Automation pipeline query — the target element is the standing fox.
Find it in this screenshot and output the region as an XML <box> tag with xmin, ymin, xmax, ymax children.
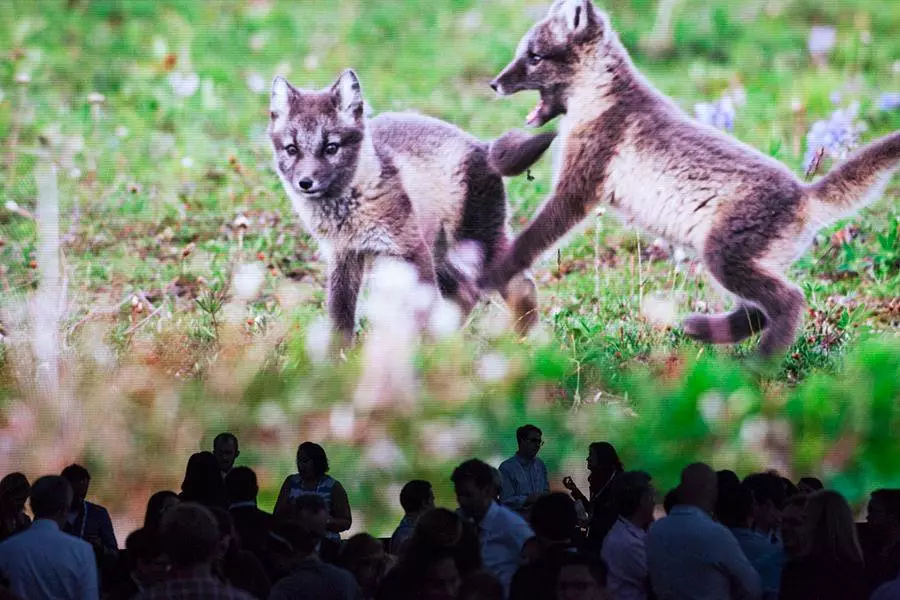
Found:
<box><xmin>484</xmin><ymin>0</ymin><xmax>900</xmax><ymax>357</ymax></box>
<box><xmin>268</xmin><ymin>69</ymin><xmax>555</xmax><ymax>344</ymax></box>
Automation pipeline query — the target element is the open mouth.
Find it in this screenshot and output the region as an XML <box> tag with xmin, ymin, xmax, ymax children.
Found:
<box><xmin>525</xmin><ymin>92</ymin><xmax>563</xmax><ymax>128</ymax></box>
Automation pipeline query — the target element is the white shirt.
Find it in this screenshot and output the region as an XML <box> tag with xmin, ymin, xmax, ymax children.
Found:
<box><xmin>602</xmin><ymin>517</ymin><xmax>649</xmax><ymax>600</ymax></box>
<box><xmin>477</xmin><ymin>501</ymin><xmax>534</xmax><ymax>598</ymax></box>
<box><xmin>0</xmin><ymin>519</ymin><xmax>99</xmax><ymax>600</ymax></box>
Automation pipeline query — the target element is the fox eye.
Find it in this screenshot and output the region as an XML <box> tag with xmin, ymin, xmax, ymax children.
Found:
<box><xmin>285</xmin><ymin>144</ymin><xmax>299</xmax><ymax>156</ymax></box>
<box><xmin>324</xmin><ymin>142</ymin><xmax>340</xmax><ymax>156</ymax></box>
<box><xmin>527</xmin><ymin>52</ymin><xmax>543</xmax><ymax>66</ymax></box>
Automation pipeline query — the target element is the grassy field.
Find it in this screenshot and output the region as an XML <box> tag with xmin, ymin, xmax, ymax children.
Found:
<box><xmin>1</xmin><ymin>0</ymin><xmax>899</xmax><ymax>538</ymax></box>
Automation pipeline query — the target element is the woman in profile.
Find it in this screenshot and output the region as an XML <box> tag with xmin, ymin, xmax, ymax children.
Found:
<box><xmin>562</xmin><ymin>441</ymin><xmax>625</xmax><ymax>552</ymax></box>
<box><xmin>779</xmin><ymin>489</ymin><xmax>867</xmax><ymax>600</ymax></box>
<box><xmin>0</xmin><ymin>473</ymin><xmax>31</xmax><ymax>543</ymax></box>
<box><xmin>273</xmin><ymin>442</ymin><xmax>352</xmax><ymax>540</ymax></box>
<box><xmin>179</xmin><ymin>451</ymin><xmax>228</xmax><ymax>509</ymax></box>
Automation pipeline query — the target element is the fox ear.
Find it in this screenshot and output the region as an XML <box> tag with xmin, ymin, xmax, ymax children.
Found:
<box><xmin>270</xmin><ymin>76</ymin><xmax>293</xmax><ymax>120</ymax></box>
<box><xmin>331</xmin><ymin>69</ymin><xmax>364</xmax><ymax>122</ymax></box>
<box><xmin>558</xmin><ymin>0</ymin><xmax>599</xmax><ymax>39</ymax></box>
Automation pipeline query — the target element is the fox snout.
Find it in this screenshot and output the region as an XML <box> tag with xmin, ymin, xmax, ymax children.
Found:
<box><xmin>490</xmin><ymin>59</ymin><xmax>527</xmax><ymax>96</ymax></box>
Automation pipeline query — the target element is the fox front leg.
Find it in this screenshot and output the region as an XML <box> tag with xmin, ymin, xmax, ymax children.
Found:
<box><xmin>326</xmin><ymin>251</ymin><xmax>366</xmax><ymax>350</ymax></box>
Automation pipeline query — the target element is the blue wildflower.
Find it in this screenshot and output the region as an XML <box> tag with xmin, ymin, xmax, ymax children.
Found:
<box><xmin>803</xmin><ymin>101</ymin><xmax>867</xmax><ymax>171</ymax></box>
<box><xmin>877</xmin><ymin>92</ymin><xmax>900</xmax><ymax>112</ymax></box>
<box><xmin>694</xmin><ymin>94</ymin><xmax>736</xmax><ymax>132</ymax></box>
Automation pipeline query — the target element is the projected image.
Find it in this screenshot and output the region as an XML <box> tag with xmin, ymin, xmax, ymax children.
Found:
<box><xmin>0</xmin><ymin>0</ymin><xmax>899</xmax><ymax>598</ymax></box>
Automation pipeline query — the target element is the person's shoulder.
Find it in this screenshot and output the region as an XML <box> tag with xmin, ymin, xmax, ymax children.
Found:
<box><xmin>871</xmin><ymin>578</ymin><xmax>900</xmax><ymax>600</ymax></box>
<box><xmin>498</xmin><ymin>456</ymin><xmax>517</xmax><ymax>469</ymax></box>
<box><xmin>87</xmin><ymin>502</ymin><xmax>112</xmax><ymax>517</ymax></box>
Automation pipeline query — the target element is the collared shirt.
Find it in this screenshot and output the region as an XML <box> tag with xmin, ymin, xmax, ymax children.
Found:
<box><xmin>602</xmin><ymin>517</ymin><xmax>649</xmax><ymax>600</ymax></box>
<box><xmin>0</xmin><ymin>519</ymin><xmax>99</xmax><ymax>600</ymax></box>
<box><xmin>730</xmin><ymin>528</ymin><xmax>785</xmax><ymax>597</ymax></box>
<box><xmin>269</xmin><ymin>557</ymin><xmax>359</xmax><ymax>600</ymax></box>
<box><xmin>498</xmin><ymin>454</ymin><xmax>549</xmax><ymax>510</ymax></box>
<box><xmin>646</xmin><ymin>505</ymin><xmax>762</xmax><ymax>600</ymax></box>
<box><xmin>477</xmin><ymin>501</ymin><xmax>535</xmax><ymax>598</ymax></box>
<box><xmin>390</xmin><ymin>514</ymin><xmax>415</xmax><ymax>556</ymax></box>
<box><xmin>63</xmin><ymin>500</ymin><xmax>118</xmax><ymax>555</ymax></box>
<box><xmin>136</xmin><ymin>574</ymin><xmax>256</xmax><ymax>600</ymax></box>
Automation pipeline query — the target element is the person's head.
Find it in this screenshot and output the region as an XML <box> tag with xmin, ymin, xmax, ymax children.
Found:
<box><xmin>741</xmin><ymin>472</ymin><xmax>786</xmax><ymax>534</ymax></box>
<box><xmin>530</xmin><ymin>492</ymin><xmax>578</xmax><ymax>543</ymax></box>
<box><xmin>144</xmin><ymin>490</ymin><xmax>180</xmax><ymax>533</ymax></box>
<box><xmin>781</xmin><ymin>494</ymin><xmax>808</xmax><ymax>557</ymax></box>
<box><xmin>452</xmin><ymin>459</ymin><xmax>497</xmax><ymax>521</ymax></box>
<box><xmin>225</xmin><ymin>466</ymin><xmax>259</xmax><ymax>504</ymax></box>
<box><xmin>0</xmin><ymin>472</ymin><xmax>30</xmax><ymax>513</ymax></box>
<box><xmin>459</xmin><ymin>570</ymin><xmax>504</xmax><ymax>600</ymax></box>
<box><xmin>208</xmin><ymin>505</ymin><xmax>237</xmax><ymax>560</ymax></box>
<box><xmin>400</xmin><ymin>480</ymin><xmax>435</xmax><ymax>516</ymax></box>
<box><xmin>339</xmin><ymin>533</ymin><xmax>387</xmax><ymax>596</ymax></box>
<box><xmin>780</xmin><ymin>476</ymin><xmax>799</xmax><ymax>499</ymax></box>
<box><xmin>60</xmin><ymin>464</ymin><xmax>90</xmax><ymax>504</ymax></box>
<box><xmin>181</xmin><ymin>451</ymin><xmax>226</xmax><ymax>506</ymax></box>
<box><xmin>29</xmin><ymin>476</ymin><xmax>73</xmax><ymax>523</ymax></box>
<box><xmin>588</xmin><ymin>442</ymin><xmax>622</xmax><ymax>477</ymax></box>
<box><xmin>519</xmin><ymin>536</ymin><xmax>543</xmax><ymax>564</ymax></box>
<box><xmin>125</xmin><ymin>528</ymin><xmax>169</xmax><ymax>585</ymax></box>
<box><xmin>678</xmin><ymin>463</ymin><xmax>717</xmax><ymax>514</ymax></box>
<box><xmin>797</xmin><ymin>477</ymin><xmax>824</xmax><ymax>495</ymax></box>
<box><xmin>556</xmin><ymin>552</ymin><xmax>608</xmax><ymax>600</ymax></box>
<box><xmin>296</xmin><ymin>442</ymin><xmax>329</xmax><ymax>480</ymax></box>
<box><xmin>516</xmin><ymin>425</ymin><xmax>544</xmax><ymax>460</ymax></box>
<box><xmin>716</xmin><ymin>483</ymin><xmax>753</xmax><ymax>529</ymax></box>
<box><xmin>715</xmin><ymin>470</ymin><xmax>741</xmax><ymax>522</ymax></box>
<box><xmin>414</xmin><ymin>547</ymin><xmax>462</xmax><ymax>600</ymax></box>
<box><xmin>611</xmin><ymin>471</ymin><xmax>655</xmax><ymax>528</ymax></box>
<box><xmin>867</xmin><ymin>489</ymin><xmax>900</xmax><ymax>545</ymax></box>
<box><xmin>291</xmin><ymin>493</ymin><xmax>329</xmax><ymax>541</ymax></box>
<box><xmin>663</xmin><ymin>487</ymin><xmax>679</xmax><ymax>515</ymax></box>
<box><xmin>410</xmin><ymin>507</ymin><xmax>465</xmax><ymax>548</ymax></box>
<box><xmin>273</xmin><ymin>518</ymin><xmax>320</xmax><ymax>557</ymax></box>
<box><xmin>800</xmin><ymin>490</ymin><xmax>862</xmax><ymax>563</ymax></box>
<box><xmin>159</xmin><ymin>502</ymin><xmax>221</xmax><ymax>569</ymax></box>
<box><xmin>212</xmin><ymin>433</ymin><xmax>240</xmax><ymax>474</ymax></box>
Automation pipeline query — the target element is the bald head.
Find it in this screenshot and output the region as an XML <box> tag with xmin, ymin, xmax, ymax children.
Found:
<box><xmin>679</xmin><ymin>463</ymin><xmax>717</xmax><ymax>514</ymax></box>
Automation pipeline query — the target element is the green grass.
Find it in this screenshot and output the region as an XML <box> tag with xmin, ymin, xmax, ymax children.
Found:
<box><xmin>1</xmin><ymin>0</ymin><xmax>899</xmax><ymax>536</ymax></box>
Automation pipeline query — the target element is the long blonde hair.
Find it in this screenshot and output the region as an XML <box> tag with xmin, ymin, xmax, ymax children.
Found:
<box><xmin>800</xmin><ymin>490</ymin><xmax>863</xmax><ymax>563</ymax></box>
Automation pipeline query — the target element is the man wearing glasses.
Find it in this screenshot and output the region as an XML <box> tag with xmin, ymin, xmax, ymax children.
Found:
<box><xmin>499</xmin><ymin>424</ymin><xmax>550</xmax><ymax>514</ymax></box>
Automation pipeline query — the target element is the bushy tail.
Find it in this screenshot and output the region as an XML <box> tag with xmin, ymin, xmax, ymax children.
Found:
<box><xmin>487</xmin><ymin>130</ymin><xmax>557</xmax><ymax>177</ymax></box>
<box><xmin>807</xmin><ymin>131</ymin><xmax>900</xmax><ymax>224</ymax></box>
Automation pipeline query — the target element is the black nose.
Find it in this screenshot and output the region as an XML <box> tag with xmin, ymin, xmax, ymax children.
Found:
<box><xmin>489</xmin><ymin>80</ymin><xmax>499</xmax><ymax>92</ymax></box>
<box><xmin>298</xmin><ymin>178</ymin><xmax>314</xmax><ymax>191</ymax></box>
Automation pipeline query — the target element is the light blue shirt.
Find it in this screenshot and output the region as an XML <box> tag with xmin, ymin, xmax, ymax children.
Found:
<box><xmin>477</xmin><ymin>501</ymin><xmax>534</xmax><ymax>598</ymax></box>
<box><xmin>730</xmin><ymin>528</ymin><xmax>785</xmax><ymax>599</ymax></box>
<box><xmin>498</xmin><ymin>454</ymin><xmax>549</xmax><ymax>510</ymax></box>
<box><xmin>602</xmin><ymin>517</ymin><xmax>649</xmax><ymax>600</ymax></box>
<box><xmin>646</xmin><ymin>505</ymin><xmax>761</xmax><ymax>600</ymax></box>
<box><xmin>872</xmin><ymin>574</ymin><xmax>900</xmax><ymax>600</ymax></box>
<box><xmin>0</xmin><ymin>519</ymin><xmax>99</xmax><ymax>600</ymax></box>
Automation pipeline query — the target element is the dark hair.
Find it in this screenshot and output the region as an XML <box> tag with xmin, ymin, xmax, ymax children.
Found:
<box><xmin>125</xmin><ymin>527</ymin><xmax>164</xmax><ymax>562</ymax></box>
<box><xmin>159</xmin><ymin>503</ymin><xmax>221</xmax><ymax>567</ymax></box>
<box><xmin>451</xmin><ymin>459</ymin><xmax>495</xmax><ymax>489</ymax></box>
<box><xmin>611</xmin><ymin>471</ymin><xmax>653</xmax><ymax>518</ymax></box>
<box><xmin>61</xmin><ymin>464</ymin><xmax>90</xmax><ymax>482</ymax></box>
<box><xmin>0</xmin><ymin>472</ymin><xmax>30</xmax><ymax>506</ymax></box>
<box><xmin>799</xmin><ymin>477</ymin><xmax>824</xmax><ymax>492</ymax></box>
<box><xmin>781</xmin><ymin>477</ymin><xmax>799</xmax><ymax>499</ymax></box>
<box><xmin>530</xmin><ymin>492</ymin><xmax>577</xmax><ymax>542</ymax></box>
<box><xmin>208</xmin><ymin>505</ymin><xmax>234</xmax><ymax>539</ymax></box>
<box><xmin>181</xmin><ymin>451</ymin><xmax>227</xmax><ymax>508</ymax></box>
<box><xmin>225</xmin><ymin>466</ymin><xmax>259</xmax><ymax>503</ymax></box>
<box><xmin>742</xmin><ymin>472</ymin><xmax>786</xmax><ymax>511</ymax></box>
<box><xmin>459</xmin><ymin>570</ymin><xmax>504</xmax><ymax>600</ymax></box>
<box><xmin>213</xmin><ymin>432</ymin><xmax>239</xmax><ymax>449</ymax></box>
<box><xmin>144</xmin><ymin>490</ymin><xmax>180</xmax><ymax>532</ymax></box>
<box><xmin>717</xmin><ymin>470</ymin><xmax>740</xmax><ymax>491</ymax></box>
<box><xmin>557</xmin><ymin>552</ymin><xmax>608</xmax><ymax>588</ymax></box>
<box><xmin>273</xmin><ymin>519</ymin><xmax>319</xmax><ymax>555</ymax></box>
<box><xmin>338</xmin><ymin>533</ymin><xmax>384</xmax><ymax>570</ymax></box>
<box><xmin>400</xmin><ymin>480</ymin><xmax>433</xmax><ymax>514</ymax></box>
<box><xmin>297</xmin><ymin>442</ymin><xmax>329</xmax><ymax>477</ymax></box>
<box><xmin>717</xmin><ymin>484</ymin><xmax>753</xmax><ymax>529</ymax></box>
<box><xmin>29</xmin><ymin>476</ymin><xmax>73</xmax><ymax>518</ymax></box>
<box><xmin>516</xmin><ymin>425</ymin><xmax>542</xmax><ymax>443</ymax></box>
<box><xmin>589</xmin><ymin>442</ymin><xmax>623</xmax><ymax>472</ymax></box>
<box><xmin>663</xmin><ymin>487</ymin><xmax>679</xmax><ymax>515</ymax></box>
<box><xmin>870</xmin><ymin>489</ymin><xmax>900</xmax><ymax>521</ymax></box>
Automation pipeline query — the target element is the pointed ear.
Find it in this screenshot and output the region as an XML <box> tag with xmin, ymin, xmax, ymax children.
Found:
<box><xmin>559</xmin><ymin>0</ymin><xmax>599</xmax><ymax>39</ymax></box>
<box><xmin>330</xmin><ymin>69</ymin><xmax>364</xmax><ymax>122</ymax></box>
<box><xmin>270</xmin><ymin>76</ymin><xmax>293</xmax><ymax>120</ymax></box>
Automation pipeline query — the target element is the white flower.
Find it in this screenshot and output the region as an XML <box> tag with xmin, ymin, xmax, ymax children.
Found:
<box><xmin>808</xmin><ymin>25</ymin><xmax>837</xmax><ymax>57</ymax></box>
<box><xmin>305</xmin><ymin>316</ymin><xmax>332</xmax><ymax>365</ymax></box>
<box><xmin>246</xmin><ymin>72</ymin><xmax>266</xmax><ymax>94</ymax></box>
<box><xmin>181</xmin><ymin>156</ymin><xmax>194</xmax><ymax>168</ymax></box>
<box><xmin>168</xmin><ymin>71</ymin><xmax>199</xmax><ymax>97</ymax></box>
<box><xmin>476</xmin><ymin>353</ymin><xmax>509</xmax><ymax>382</ymax></box>
<box><xmin>232</xmin><ymin>262</ymin><xmax>265</xmax><ymax>301</ymax></box>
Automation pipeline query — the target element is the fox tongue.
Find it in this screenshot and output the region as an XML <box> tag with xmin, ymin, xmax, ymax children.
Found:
<box><xmin>526</xmin><ymin>99</ymin><xmax>545</xmax><ymax>126</ymax></box>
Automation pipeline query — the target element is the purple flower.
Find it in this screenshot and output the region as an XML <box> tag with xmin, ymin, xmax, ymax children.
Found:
<box><xmin>803</xmin><ymin>102</ymin><xmax>867</xmax><ymax>170</ymax></box>
<box><xmin>877</xmin><ymin>92</ymin><xmax>900</xmax><ymax>112</ymax></box>
<box><xmin>808</xmin><ymin>25</ymin><xmax>837</xmax><ymax>58</ymax></box>
<box><xmin>694</xmin><ymin>94</ymin><xmax>736</xmax><ymax>131</ymax></box>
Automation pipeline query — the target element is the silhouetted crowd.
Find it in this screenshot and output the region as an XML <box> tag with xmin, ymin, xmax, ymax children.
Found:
<box><xmin>1</xmin><ymin>426</ymin><xmax>900</xmax><ymax>600</ymax></box>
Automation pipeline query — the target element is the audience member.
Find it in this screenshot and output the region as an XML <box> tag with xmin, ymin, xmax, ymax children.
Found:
<box><xmin>460</xmin><ymin>570</ymin><xmax>505</xmax><ymax>600</ymax></box>
<box><xmin>662</xmin><ymin>488</ymin><xmax>678</xmax><ymax>515</ymax></box>
<box><xmin>779</xmin><ymin>495</ymin><xmax>807</xmax><ymax>560</ymax></box>
<box><xmin>268</xmin><ymin>519</ymin><xmax>360</xmax><ymax>600</ymax></box>
<box><xmin>601</xmin><ymin>470</ymin><xmax>655</xmax><ymax>600</ymax></box>
<box><xmin>179</xmin><ymin>452</ymin><xmax>228</xmax><ymax>509</ymax></box>
<box><xmin>715</xmin><ymin>470</ymin><xmax>741</xmax><ymax>521</ymax></box>
<box><xmin>865</xmin><ymin>489</ymin><xmax>900</xmax><ymax>594</ymax></box>
<box><xmin>225</xmin><ymin>466</ymin><xmax>273</xmax><ymax>560</ymax></box>
<box><xmin>60</xmin><ymin>464</ymin><xmax>118</xmax><ymax>557</ymax></box>
<box><xmin>453</xmin><ymin>458</ymin><xmax>534</xmax><ymax>597</ymax></box>
<box><xmin>778</xmin><ymin>490</ymin><xmax>867</xmax><ymax>600</ymax></box>
<box><xmin>208</xmin><ymin>506</ymin><xmax>271</xmax><ymax>599</ymax></box>
<box><xmin>0</xmin><ymin>475</ymin><xmax>99</xmax><ymax>600</ymax></box>
<box><xmin>274</xmin><ymin>442</ymin><xmax>353</xmax><ymax>541</ymax></box>
<box><xmin>391</xmin><ymin>479</ymin><xmax>435</xmax><ymax>555</ymax></box>
<box><xmin>563</xmin><ymin>442</ymin><xmax>624</xmax><ymax>554</ymax></box>
<box><xmin>796</xmin><ymin>477</ymin><xmax>823</xmax><ymax>495</ymax></box>
<box><xmin>213</xmin><ymin>433</ymin><xmax>240</xmax><ymax>477</ymax></box>
<box><xmin>143</xmin><ymin>490</ymin><xmax>180</xmax><ymax>535</ymax></box>
<box><xmin>498</xmin><ymin>425</ymin><xmax>550</xmax><ymax>514</ymax></box>
<box><xmin>291</xmin><ymin>494</ymin><xmax>343</xmax><ymax>564</ymax></box>
<box><xmin>510</xmin><ymin>492</ymin><xmax>578</xmax><ymax>600</ymax></box>
<box><xmin>646</xmin><ymin>463</ymin><xmax>761</xmax><ymax>600</ymax></box>
<box><xmin>0</xmin><ymin>473</ymin><xmax>31</xmax><ymax>543</ymax></box>
<box><xmin>556</xmin><ymin>552</ymin><xmax>609</xmax><ymax>600</ymax></box>
<box><xmin>742</xmin><ymin>472</ymin><xmax>786</xmax><ymax>545</ymax></box>
<box><xmin>407</xmin><ymin>547</ymin><xmax>463</xmax><ymax>600</ymax></box>
<box><xmin>338</xmin><ymin>533</ymin><xmax>389</xmax><ymax>600</ymax></box>
<box><xmin>136</xmin><ymin>502</ymin><xmax>254</xmax><ymax>599</ymax></box>
<box><xmin>104</xmin><ymin>528</ymin><xmax>168</xmax><ymax>600</ymax></box>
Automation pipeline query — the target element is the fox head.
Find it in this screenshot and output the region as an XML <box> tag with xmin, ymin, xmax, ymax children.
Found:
<box><xmin>490</xmin><ymin>0</ymin><xmax>612</xmax><ymax>127</ymax></box>
<box><xmin>268</xmin><ymin>69</ymin><xmax>367</xmax><ymax>200</ymax></box>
